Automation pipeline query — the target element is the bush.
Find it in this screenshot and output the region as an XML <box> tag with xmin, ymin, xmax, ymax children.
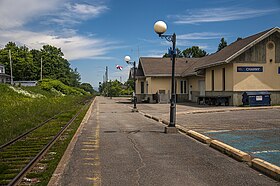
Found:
<box><xmin>38</xmin><ymin>79</ymin><xmax>89</xmax><ymax>95</ymax></box>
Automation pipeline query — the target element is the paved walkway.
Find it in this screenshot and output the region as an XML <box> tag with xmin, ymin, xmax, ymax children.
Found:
<box><xmin>129</xmin><ymin>98</ymin><xmax>280</xmax><ymax>167</ymax></box>
<box><xmin>49</xmin><ymin>97</ymin><xmax>279</xmax><ymax>186</ymax></box>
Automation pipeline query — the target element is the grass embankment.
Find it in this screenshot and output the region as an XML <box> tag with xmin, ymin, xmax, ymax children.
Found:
<box><xmin>0</xmin><ymin>80</ymin><xmax>92</xmax><ymax>146</ymax></box>
<box><xmin>0</xmin><ymin>80</ymin><xmax>94</xmax><ymax>185</ymax></box>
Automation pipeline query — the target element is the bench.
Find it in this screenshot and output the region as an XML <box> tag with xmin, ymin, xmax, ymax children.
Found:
<box><xmin>197</xmin><ymin>96</ymin><xmax>230</xmax><ymax>106</ymax></box>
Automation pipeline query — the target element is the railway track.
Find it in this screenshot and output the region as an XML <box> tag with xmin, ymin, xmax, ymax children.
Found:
<box><xmin>0</xmin><ymin>99</ymin><xmax>92</xmax><ymax>186</ymax></box>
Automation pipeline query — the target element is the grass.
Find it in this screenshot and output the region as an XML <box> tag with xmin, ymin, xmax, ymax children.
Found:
<box><xmin>0</xmin><ymin>82</ymin><xmax>93</xmax><ymax>185</ymax></box>
<box><xmin>24</xmin><ymin>102</ymin><xmax>91</xmax><ymax>185</ymax></box>
<box><xmin>0</xmin><ymin>83</ymin><xmax>92</xmax><ymax>146</ymax></box>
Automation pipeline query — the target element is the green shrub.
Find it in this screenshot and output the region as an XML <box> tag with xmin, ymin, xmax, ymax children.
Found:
<box><xmin>38</xmin><ymin>79</ymin><xmax>89</xmax><ymax>95</ymax></box>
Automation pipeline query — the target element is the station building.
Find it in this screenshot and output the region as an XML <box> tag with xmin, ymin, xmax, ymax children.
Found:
<box><xmin>133</xmin><ymin>27</ymin><xmax>280</xmax><ymax>106</ymax></box>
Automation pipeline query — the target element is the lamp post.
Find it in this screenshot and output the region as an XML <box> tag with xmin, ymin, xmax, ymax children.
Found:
<box><xmin>154</xmin><ymin>20</ymin><xmax>177</xmax><ymax>133</ymax></box>
<box><xmin>124</xmin><ymin>55</ymin><xmax>137</xmax><ymax>112</ymax></box>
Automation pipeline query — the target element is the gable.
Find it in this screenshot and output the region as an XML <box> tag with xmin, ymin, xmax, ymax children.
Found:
<box><xmin>233</xmin><ymin>31</ymin><xmax>280</xmax><ymax>63</ymax></box>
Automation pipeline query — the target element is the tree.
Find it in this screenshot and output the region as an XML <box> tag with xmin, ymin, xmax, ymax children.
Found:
<box><xmin>79</xmin><ymin>83</ymin><xmax>94</xmax><ymax>94</ymax></box>
<box><xmin>236</xmin><ymin>37</ymin><xmax>243</xmax><ymax>41</ymax></box>
<box><xmin>0</xmin><ymin>42</ymin><xmax>81</xmax><ymax>86</ymax></box>
<box><xmin>182</xmin><ymin>46</ymin><xmax>207</xmax><ymax>58</ymax></box>
<box><xmin>217</xmin><ymin>38</ymin><xmax>227</xmax><ymax>52</ymax></box>
<box><xmin>40</xmin><ymin>45</ymin><xmax>80</xmax><ymax>86</ymax></box>
<box><xmin>0</xmin><ymin>42</ymin><xmax>36</xmax><ymax>81</ymax></box>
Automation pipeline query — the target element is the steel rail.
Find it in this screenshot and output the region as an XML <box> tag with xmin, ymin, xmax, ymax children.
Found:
<box><xmin>7</xmin><ymin>99</ymin><xmax>92</xmax><ymax>186</ymax></box>
<box><xmin>0</xmin><ymin>113</ymin><xmax>61</xmax><ymax>151</ymax></box>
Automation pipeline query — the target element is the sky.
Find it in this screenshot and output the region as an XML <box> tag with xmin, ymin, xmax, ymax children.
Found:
<box><xmin>0</xmin><ymin>0</ymin><xmax>279</xmax><ymax>89</ymax></box>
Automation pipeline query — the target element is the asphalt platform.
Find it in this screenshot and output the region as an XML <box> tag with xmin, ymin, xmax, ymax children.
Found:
<box><xmin>48</xmin><ymin>97</ymin><xmax>279</xmax><ymax>186</ymax></box>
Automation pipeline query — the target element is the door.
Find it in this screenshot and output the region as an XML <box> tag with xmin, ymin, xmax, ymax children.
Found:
<box><xmin>188</xmin><ymin>85</ymin><xmax>192</xmax><ymax>101</ymax></box>
<box><xmin>199</xmin><ymin>80</ymin><xmax>205</xmax><ymax>96</ymax></box>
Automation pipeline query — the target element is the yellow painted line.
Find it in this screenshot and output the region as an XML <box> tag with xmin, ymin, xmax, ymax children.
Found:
<box><xmin>83</xmin><ymin>157</ymin><xmax>99</xmax><ymax>161</ymax></box>
<box><xmin>81</xmin><ymin>149</ymin><xmax>96</xmax><ymax>151</ymax></box>
<box><xmin>83</xmin><ymin>145</ymin><xmax>99</xmax><ymax>148</ymax></box>
<box><xmin>86</xmin><ymin>177</ymin><xmax>100</xmax><ymax>181</ymax></box>
<box><xmin>84</xmin><ymin>163</ymin><xmax>95</xmax><ymax>166</ymax></box>
<box><xmin>83</xmin><ymin>141</ymin><xmax>98</xmax><ymax>145</ymax></box>
<box><xmin>93</xmin><ymin>102</ymin><xmax>101</xmax><ymax>186</ymax></box>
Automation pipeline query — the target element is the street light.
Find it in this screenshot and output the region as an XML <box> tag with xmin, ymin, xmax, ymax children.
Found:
<box><xmin>124</xmin><ymin>55</ymin><xmax>138</xmax><ymax>112</ymax></box>
<box><xmin>154</xmin><ymin>20</ymin><xmax>177</xmax><ymax>133</ymax></box>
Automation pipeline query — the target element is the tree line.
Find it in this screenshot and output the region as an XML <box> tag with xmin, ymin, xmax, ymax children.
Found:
<box><xmin>0</xmin><ymin>42</ymin><xmax>81</xmax><ymax>87</ymax></box>
<box><xmin>163</xmin><ymin>37</ymin><xmax>228</xmax><ymax>58</ymax></box>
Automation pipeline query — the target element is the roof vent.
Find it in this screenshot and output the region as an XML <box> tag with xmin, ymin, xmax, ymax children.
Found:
<box><xmin>267</xmin><ymin>41</ymin><xmax>274</xmax><ymax>50</ymax></box>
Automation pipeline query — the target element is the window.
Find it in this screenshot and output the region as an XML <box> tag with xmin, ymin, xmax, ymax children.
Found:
<box><xmin>141</xmin><ymin>82</ymin><xmax>144</xmax><ymax>94</ymax></box>
<box><xmin>222</xmin><ymin>68</ymin><xmax>225</xmax><ymax>91</ymax></box>
<box><xmin>180</xmin><ymin>80</ymin><xmax>187</xmax><ymax>93</ymax></box>
<box><xmin>0</xmin><ymin>66</ymin><xmax>3</xmax><ymax>74</ymax></box>
<box><xmin>211</xmin><ymin>70</ymin><xmax>215</xmax><ymax>91</ymax></box>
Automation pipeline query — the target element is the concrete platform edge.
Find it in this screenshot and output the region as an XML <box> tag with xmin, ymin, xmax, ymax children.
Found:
<box><xmin>251</xmin><ymin>158</ymin><xmax>280</xmax><ymax>181</ymax></box>
<box><xmin>47</xmin><ymin>97</ymin><xmax>97</xmax><ymax>186</ymax></box>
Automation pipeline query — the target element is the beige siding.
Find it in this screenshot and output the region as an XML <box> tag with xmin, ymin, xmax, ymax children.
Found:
<box><xmin>233</xmin><ymin>38</ymin><xmax>280</xmax><ymax>91</ymax></box>
<box><xmin>205</xmin><ymin>64</ymin><xmax>233</xmax><ymax>91</ymax></box>
<box><xmin>233</xmin><ymin>62</ymin><xmax>280</xmax><ymax>91</ymax></box>
<box><xmin>150</xmin><ymin>77</ymin><xmax>171</xmax><ymax>94</ymax></box>
<box><xmin>188</xmin><ymin>76</ymin><xmax>203</xmax><ymax>92</ymax></box>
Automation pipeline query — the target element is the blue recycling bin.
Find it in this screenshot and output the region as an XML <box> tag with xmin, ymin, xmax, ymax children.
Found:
<box><xmin>242</xmin><ymin>91</ymin><xmax>271</xmax><ymax>106</ymax></box>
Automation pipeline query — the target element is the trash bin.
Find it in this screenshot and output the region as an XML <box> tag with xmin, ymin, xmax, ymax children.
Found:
<box><xmin>242</xmin><ymin>91</ymin><xmax>271</xmax><ymax>106</ymax></box>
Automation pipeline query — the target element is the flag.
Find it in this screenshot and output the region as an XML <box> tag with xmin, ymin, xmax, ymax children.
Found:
<box><xmin>116</xmin><ymin>65</ymin><xmax>123</xmax><ymax>71</ymax></box>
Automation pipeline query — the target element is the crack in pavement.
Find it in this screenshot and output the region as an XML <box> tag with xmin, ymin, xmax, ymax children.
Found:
<box><xmin>126</xmin><ymin>130</ymin><xmax>146</xmax><ymax>186</ymax></box>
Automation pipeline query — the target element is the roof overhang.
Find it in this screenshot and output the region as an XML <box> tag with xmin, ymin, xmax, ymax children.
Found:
<box><xmin>194</xmin><ymin>61</ymin><xmax>227</xmax><ymax>71</ymax></box>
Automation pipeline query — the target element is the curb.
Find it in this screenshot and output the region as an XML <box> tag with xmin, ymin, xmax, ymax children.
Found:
<box><xmin>251</xmin><ymin>158</ymin><xmax>280</xmax><ymax>181</ymax></box>
<box><xmin>210</xmin><ymin>140</ymin><xmax>251</xmax><ymax>162</ymax></box>
<box><xmin>186</xmin><ymin>130</ymin><xmax>212</xmax><ymax>144</ymax></box>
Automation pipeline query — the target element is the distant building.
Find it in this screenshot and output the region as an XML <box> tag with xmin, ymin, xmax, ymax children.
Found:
<box><xmin>14</xmin><ymin>81</ymin><xmax>38</xmax><ymax>87</ymax></box>
<box><xmin>0</xmin><ymin>64</ymin><xmax>11</xmax><ymax>83</ymax></box>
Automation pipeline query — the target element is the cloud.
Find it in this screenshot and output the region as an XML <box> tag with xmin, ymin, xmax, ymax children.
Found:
<box><xmin>0</xmin><ymin>29</ymin><xmax>120</xmax><ymax>61</ymax></box>
<box><xmin>170</xmin><ymin>7</ymin><xmax>279</xmax><ymax>24</ymax></box>
<box><xmin>0</xmin><ymin>0</ymin><xmax>117</xmax><ymax>61</ymax></box>
<box><xmin>177</xmin><ymin>32</ymin><xmax>226</xmax><ymax>40</ymax></box>
<box><xmin>67</xmin><ymin>3</ymin><xmax>108</xmax><ymax>17</ymax></box>
<box><xmin>50</xmin><ymin>2</ymin><xmax>109</xmax><ymax>26</ymax></box>
<box><xmin>0</xmin><ymin>0</ymin><xmax>63</xmax><ymax>29</ymax></box>
<box><xmin>110</xmin><ymin>66</ymin><xmax>131</xmax><ymax>82</ymax></box>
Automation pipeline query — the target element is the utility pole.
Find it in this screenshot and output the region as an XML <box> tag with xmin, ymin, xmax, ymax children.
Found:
<box><xmin>40</xmin><ymin>57</ymin><xmax>43</xmax><ymax>80</ymax></box>
<box><xmin>105</xmin><ymin>66</ymin><xmax>108</xmax><ymax>82</ymax></box>
<box><xmin>8</xmin><ymin>49</ymin><xmax>13</xmax><ymax>85</ymax></box>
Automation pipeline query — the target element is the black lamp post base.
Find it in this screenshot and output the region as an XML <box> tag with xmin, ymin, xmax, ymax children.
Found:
<box><xmin>164</xmin><ymin>126</ymin><xmax>178</xmax><ymax>134</ymax></box>
<box><xmin>132</xmin><ymin>108</ymin><xmax>138</xmax><ymax>112</ymax></box>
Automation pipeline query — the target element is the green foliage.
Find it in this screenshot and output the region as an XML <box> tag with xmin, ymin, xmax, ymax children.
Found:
<box><xmin>39</xmin><ymin>79</ymin><xmax>89</xmax><ymax>95</ymax></box>
<box><xmin>99</xmin><ymin>79</ymin><xmax>133</xmax><ymax>97</ymax></box>
<box><xmin>182</xmin><ymin>46</ymin><xmax>207</xmax><ymax>58</ymax></box>
<box><xmin>79</xmin><ymin>83</ymin><xmax>95</xmax><ymax>94</ymax></box>
<box><xmin>217</xmin><ymin>38</ymin><xmax>228</xmax><ymax>52</ymax></box>
<box><xmin>0</xmin><ymin>83</ymin><xmax>93</xmax><ymax>145</ymax></box>
<box><xmin>0</xmin><ymin>42</ymin><xmax>81</xmax><ymax>87</ymax></box>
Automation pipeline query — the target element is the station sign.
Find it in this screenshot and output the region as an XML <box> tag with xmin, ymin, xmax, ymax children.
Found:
<box><xmin>237</xmin><ymin>66</ymin><xmax>263</xmax><ymax>72</ymax></box>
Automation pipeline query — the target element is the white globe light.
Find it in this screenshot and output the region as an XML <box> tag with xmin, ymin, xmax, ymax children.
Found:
<box><xmin>124</xmin><ymin>55</ymin><xmax>131</xmax><ymax>62</ymax></box>
<box><xmin>154</xmin><ymin>21</ymin><xmax>167</xmax><ymax>35</ymax></box>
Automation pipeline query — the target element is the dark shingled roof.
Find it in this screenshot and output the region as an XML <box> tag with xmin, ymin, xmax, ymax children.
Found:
<box><xmin>138</xmin><ymin>57</ymin><xmax>198</xmax><ymax>77</ymax></box>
